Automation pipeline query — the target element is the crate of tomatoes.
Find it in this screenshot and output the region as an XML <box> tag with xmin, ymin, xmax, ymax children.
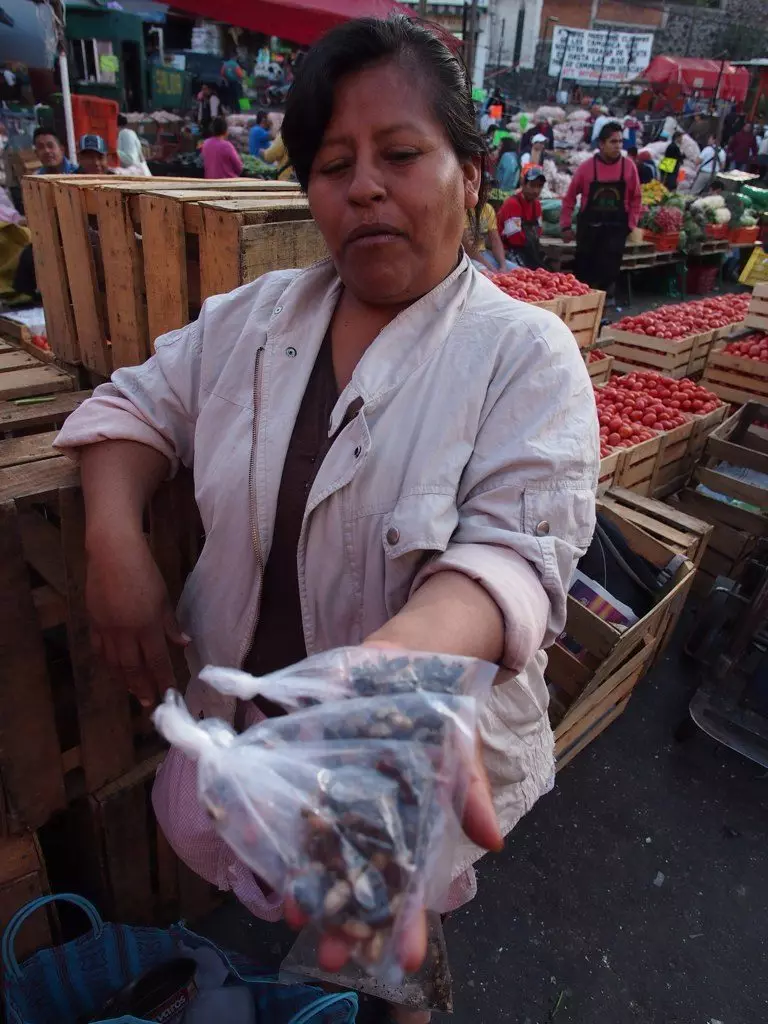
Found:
<box><xmin>595</xmin><ymin>372</ymin><xmax>725</xmax><ymax>497</ymax></box>
<box><xmin>702</xmin><ymin>331</ymin><xmax>768</xmax><ymax>406</ymax></box>
<box><xmin>585</xmin><ymin>349</ymin><xmax>614</xmax><ymax>385</ymax></box>
<box><xmin>603</xmin><ymin>294</ymin><xmax>751</xmax><ymax>379</ymax></box>
<box><xmin>489</xmin><ymin>268</ymin><xmax>606</xmax><ymax>349</ymax></box>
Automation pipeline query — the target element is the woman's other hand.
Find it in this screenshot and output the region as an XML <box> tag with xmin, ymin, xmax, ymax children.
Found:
<box><xmin>79</xmin><ymin>439</ymin><xmax>186</xmax><ymax>707</ymax></box>
<box><xmin>86</xmin><ymin>523</ymin><xmax>189</xmax><ymax>707</ymax></box>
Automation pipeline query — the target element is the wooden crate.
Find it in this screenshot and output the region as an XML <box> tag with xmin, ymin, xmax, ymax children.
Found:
<box><xmin>548</xmin><ymin>505</ymin><xmax>696</xmax><ymax>768</ymax></box>
<box><xmin>22</xmin><ymin>176</ymin><xmax>325</xmax><ymax>375</ymax></box>
<box><xmin>39</xmin><ymin>753</ymin><xmax>219</xmax><ymax>929</ymax></box>
<box><xmin>560</xmin><ymin>290</ymin><xmax>606</xmax><ymax>349</ymax></box>
<box><xmin>613</xmin><ymin>433</ymin><xmax>663</xmax><ymax>496</ymax></box>
<box><xmin>744</xmin><ymin>281</ymin><xmax>768</xmax><ymax>332</ymax></box>
<box><xmin>598</xmin><ymin>448</ymin><xmax>620</xmax><ymax>495</ymax></box>
<box><xmin>0</xmin><ymin>834</ymin><xmax>54</xmax><ymax>963</ymax></box>
<box><xmin>603</xmin><ymin>327</ymin><xmax>716</xmax><ymax>379</ymax></box>
<box><xmin>702</xmin><ymin>342</ymin><xmax>768</xmax><ymax>407</ymax></box>
<box><xmin>585</xmin><ymin>351</ymin><xmax>614</xmax><ymax>385</ymax></box>
<box><xmin>696</xmin><ymin>403</ymin><xmax>768</xmax><ymax>511</ymax></box>
<box><xmin>0</xmin><ymin>337</ymin><xmax>75</xmax><ymax>403</ymax></box>
<box><xmin>0</xmin><ymin>466</ymin><xmax>201</xmax><ymax>836</ymax></box>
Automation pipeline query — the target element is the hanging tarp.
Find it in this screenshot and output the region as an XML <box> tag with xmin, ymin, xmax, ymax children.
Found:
<box><xmin>169</xmin><ymin>0</ymin><xmax>413</xmax><ymax>47</ymax></box>
<box><xmin>639</xmin><ymin>56</ymin><xmax>750</xmax><ymax>103</ymax></box>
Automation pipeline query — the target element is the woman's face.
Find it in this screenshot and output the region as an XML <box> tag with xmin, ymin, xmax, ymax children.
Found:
<box><xmin>307</xmin><ymin>61</ymin><xmax>481</xmax><ymax>306</ymax></box>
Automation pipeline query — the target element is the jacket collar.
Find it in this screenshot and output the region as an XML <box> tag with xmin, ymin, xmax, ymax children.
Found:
<box><xmin>268</xmin><ymin>254</ymin><xmax>474</xmax><ymax>436</ymax></box>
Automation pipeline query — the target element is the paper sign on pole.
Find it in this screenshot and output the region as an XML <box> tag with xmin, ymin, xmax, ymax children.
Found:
<box><xmin>548</xmin><ymin>26</ymin><xmax>653</xmax><ymax>85</ymax></box>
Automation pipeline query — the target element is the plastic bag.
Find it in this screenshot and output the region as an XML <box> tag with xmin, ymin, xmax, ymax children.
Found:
<box><xmin>153</xmin><ymin>649</ymin><xmax>496</xmax><ymax>986</ymax></box>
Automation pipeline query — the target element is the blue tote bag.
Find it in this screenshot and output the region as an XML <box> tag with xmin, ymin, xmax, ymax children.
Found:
<box><xmin>3</xmin><ymin>894</ymin><xmax>357</xmax><ymax>1024</ymax></box>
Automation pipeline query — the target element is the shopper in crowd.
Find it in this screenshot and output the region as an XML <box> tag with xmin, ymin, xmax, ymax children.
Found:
<box><xmin>117</xmin><ymin>114</ymin><xmax>150</xmax><ymax>176</ymax></box>
<box><xmin>688</xmin><ymin>111</ymin><xmax>711</xmax><ymax>149</ymax></box>
<box><xmin>54</xmin><ymin>18</ymin><xmax>597</xmax><ymax>1023</ymax></box>
<box><xmin>722</xmin><ymin>106</ymin><xmax>745</xmax><ymax>146</ymax></box>
<box><xmin>196</xmin><ymin>83</ymin><xmax>220</xmax><ymax>137</ymax></box>
<box><xmin>727</xmin><ymin>121</ymin><xmax>758</xmax><ymax>171</ymax></box>
<box><xmin>497</xmin><ymin>166</ymin><xmax>546</xmax><ymax>268</ymax></box>
<box><xmin>248</xmin><ymin>110</ymin><xmax>272</xmax><ymax>157</ymax></box>
<box><xmin>561</xmin><ymin>120</ymin><xmax>640</xmax><ymax>295</ymax></box>
<box><xmin>520</xmin><ymin>117</ymin><xmax>553</xmax><ymax>155</ymax></box>
<box><xmin>520</xmin><ymin>133</ymin><xmax>547</xmax><ymax>176</ymax></box>
<box><xmin>220</xmin><ymin>54</ymin><xmax>245</xmax><ymax>108</ymax></box>
<box><xmin>691</xmin><ymin>133</ymin><xmax>727</xmax><ymax>195</ymax></box>
<box><xmin>627</xmin><ymin>146</ymin><xmax>656</xmax><ymax>185</ymax></box>
<box><xmin>622</xmin><ymin>111</ymin><xmax>642</xmax><ymax>149</ymax></box>
<box><xmin>463</xmin><ymin>198</ymin><xmax>512</xmax><ymax>272</ymax></box>
<box><xmin>201</xmin><ymin>116</ymin><xmax>243</xmax><ymax>178</ymax></box>
<box><xmin>659</xmin><ymin>130</ymin><xmax>684</xmax><ymax>190</ymax></box>
<box><xmin>77</xmin><ymin>134</ymin><xmax>112</xmax><ymax>174</ymax></box>
<box><xmin>494</xmin><ymin>136</ymin><xmax>520</xmax><ymax>192</ymax></box>
<box><xmin>33</xmin><ymin>127</ymin><xmax>76</xmax><ymax>174</ymax></box>
<box><xmin>590</xmin><ymin>106</ymin><xmax>612</xmax><ymax>146</ymax></box>
<box><xmin>262</xmin><ymin>132</ymin><xmax>294</xmax><ymax>180</ymax></box>
<box><xmin>757</xmin><ymin>127</ymin><xmax>768</xmax><ymax>181</ymax></box>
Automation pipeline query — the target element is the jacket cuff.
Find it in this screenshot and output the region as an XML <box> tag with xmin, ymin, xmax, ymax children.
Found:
<box><xmin>53</xmin><ymin>385</ymin><xmax>179</xmax><ymax>478</ymax></box>
<box><xmin>410</xmin><ymin>542</ymin><xmax>550</xmax><ymax>673</ymax></box>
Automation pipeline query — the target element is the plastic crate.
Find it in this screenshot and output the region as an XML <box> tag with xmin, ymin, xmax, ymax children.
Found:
<box><xmin>705</xmin><ymin>223</ymin><xmax>729</xmax><ymax>240</ymax></box>
<box><xmin>729</xmin><ymin>225</ymin><xmax>759</xmax><ymax>245</ymax></box>
<box><xmin>642</xmin><ymin>229</ymin><xmax>679</xmax><ymax>252</ymax></box>
<box><xmin>686</xmin><ymin>263</ymin><xmax>719</xmax><ymax>295</ymax></box>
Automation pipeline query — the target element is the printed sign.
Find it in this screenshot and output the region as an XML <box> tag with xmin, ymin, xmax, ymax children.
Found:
<box><xmin>548</xmin><ymin>26</ymin><xmax>653</xmax><ymax>85</ymax></box>
<box><xmin>99</xmin><ymin>54</ymin><xmax>119</xmax><ymax>74</ymax></box>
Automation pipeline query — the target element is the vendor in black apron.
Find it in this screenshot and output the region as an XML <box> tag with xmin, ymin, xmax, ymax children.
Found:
<box><xmin>562</xmin><ymin>121</ymin><xmax>641</xmax><ymax>296</ymax></box>
<box><xmin>497</xmin><ymin>166</ymin><xmax>547</xmax><ymax>268</ymax></box>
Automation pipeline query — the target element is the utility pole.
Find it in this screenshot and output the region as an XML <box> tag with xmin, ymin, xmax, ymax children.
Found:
<box><xmin>556</xmin><ymin>29</ymin><xmax>574</xmax><ymax>99</ymax></box>
<box><xmin>496</xmin><ymin>17</ymin><xmax>506</xmax><ymax>78</ymax></box>
<box><xmin>418</xmin><ymin>0</ymin><xmax>427</xmax><ymax>18</ymax></box>
<box><xmin>596</xmin><ymin>27</ymin><xmax>612</xmax><ymax>94</ymax></box>
<box><xmin>466</xmin><ymin>0</ymin><xmax>479</xmax><ymax>84</ymax></box>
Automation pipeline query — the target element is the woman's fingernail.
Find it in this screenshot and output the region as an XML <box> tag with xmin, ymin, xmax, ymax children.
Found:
<box><xmin>181</xmin><ymin>633</ymin><xmax>192</xmax><ymax>643</ymax></box>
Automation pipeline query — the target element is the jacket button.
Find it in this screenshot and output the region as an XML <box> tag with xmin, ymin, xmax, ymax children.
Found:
<box><xmin>386</xmin><ymin>526</ymin><xmax>400</xmax><ymax>545</ymax></box>
<box><xmin>535</xmin><ymin>520</ymin><xmax>551</xmax><ymax>536</ymax></box>
<box><xmin>353</xmin><ymin>445</ymin><xmax>362</xmax><ymax>458</ymax></box>
<box><xmin>274</xmin><ymin>305</ymin><xmax>283</xmax><ymax>314</ymax></box>
<box><xmin>285</xmin><ymin>346</ymin><xmax>297</xmax><ymax>358</ymax></box>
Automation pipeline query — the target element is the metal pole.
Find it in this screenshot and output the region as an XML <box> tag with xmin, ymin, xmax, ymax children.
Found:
<box><xmin>597</xmin><ymin>27</ymin><xmax>611</xmax><ymax>94</ymax></box>
<box><xmin>496</xmin><ymin>17</ymin><xmax>505</xmax><ymax>77</ymax></box>
<box><xmin>556</xmin><ymin>29</ymin><xmax>572</xmax><ymax>98</ymax></box>
<box><xmin>59</xmin><ymin>51</ymin><xmax>77</xmax><ymax>163</ymax></box>
<box><xmin>466</xmin><ymin>0</ymin><xmax>479</xmax><ymax>85</ymax></box>
<box><xmin>418</xmin><ymin>0</ymin><xmax>427</xmax><ymax>18</ymax></box>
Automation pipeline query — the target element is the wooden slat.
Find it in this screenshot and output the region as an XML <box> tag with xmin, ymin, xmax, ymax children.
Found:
<box><xmin>0</xmin><ymin>431</ymin><xmax>59</xmax><ymax>470</ymax></box>
<box><xmin>0</xmin><ymin>391</ymin><xmax>90</xmax><ymax>434</ymax></box>
<box><xmin>0</xmin><ymin>458</ymin><xmax>79</xmax><ymax>504</ymax></box>
<box><xmin>32</xmin><ymin>584</ymin><xmax>68</xmax><ymax>630</ymax></box>
<box><xmin>0</xmin><ymin>502</ymin><xmax>67</xmax><ymax>832</ymax></box>
<box><xmin>0</xmin><ymin>366</ymin><xmax>74</xmax><ymax>402</ymax></box>
<box><xmin>141</xmin><ymin>193</ymin><xmax>190</xmax><ymax>345</ymax></box>
<box><xmin>240</xmin><ymin>220</ymin><xmax>328</xmax><ymax>280</ymax></box>
<box><xmin>199</xmin><ymin>205</ymin><xmax>243</xmax><ymax>299</ymax></box>
<box><xmin>54</xmin><ymin>181</ymin><xmax>112</xmax><ymax>377</ymax></box>
<box><xmin>20</xmin><ymin>178</ymin><xmax>79</xmax><ymax>363</ymax></box>
<box><xmin>697</xmin><ymin>466</ymin><xmax>767</xmax><ymax>511</ymax></box>
<box><xmin>96</xmin><ymin>189</ymin><xmax>148</xmax><ymax>370</ymax></box>
<box><xmin>98</xmin><ymin>779</ymin><xmax>154</xmax><ymax>924</ymax></box>
<box><xmin>0</xmin><ymin>352</ymin><xmax>40</xmax><ymax>374</ymax></box>
<box><xmin>59</xmin><ymin>487</ymin><xmax>135</xmax><ymax>794</ymax></box>
<box><xmin>18</xmin><ymin>508</ymin><xmax>67</xmax><ymax>595</ymax></box>
<box><xmin>0</xmin><ymin>872</ymin><xmax>52</xmax><ymax>961</ymax></box>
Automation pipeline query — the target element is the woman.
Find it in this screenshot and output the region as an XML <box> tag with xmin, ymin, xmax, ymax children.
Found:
<box><xmin>463</xmin><ymin>199</ymin><xmax>513</xmax><ymax>272</ymax></box>
<box><xmin>54</xmin><ymin>17</ymin><xmax>597</xmax><ymax>1022</ymax></box>
<box><xmin>200</xmin><ymin>116</ymin><xmax>243</xmax><ymax>179</ymax></box>
<box><xmin>117</xmin><ymin>114</ymin><xmax>151</xmax><ymax>176</ymax></box>
<box><xmin>659</xmin><ymin>130</ymin><xmax>684</xmax><ymax>190</ymax></box>
<box><xmin>561</xmin><ymin>121</ymin><xmax>641</xmax><ymax>296</ymax></box>
<box><xmin>691</xmin><ymin>133</ymin><xmax>726</xmax><ymax>195</ymax></box>
<box><xmin>494</xmin><ymin>136</ymin><xmax>520</xmax><ymax>192</ymax></box>
<box><xmin>520</xmin><ymin>133</ymin><xmax>547</xmax><ymax>177</ymax></box>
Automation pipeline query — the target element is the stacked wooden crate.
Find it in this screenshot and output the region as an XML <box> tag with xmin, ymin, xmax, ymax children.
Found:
<box><xmin>601</xmin><ymin>325</ymin><xmax>719</xmax><ymax>380</ymax></box>
<box><xmin>22</xmin><ymin>176</ymin><xmax>326</xmax><ymax>376</ymax></box>
<box><xmin>673</xmin><ymin>403</ymin><xmax>768</xmax><ymax>594</ymax></box>
<box><xmin>548</xmin><ymin>492</ymin><xmax>698</xmax><ymax>769</ymax></box>
<box><xmin>0</xmin><ymin>347</ymin><xmax>215</xmax><ymax>939</ymax></box>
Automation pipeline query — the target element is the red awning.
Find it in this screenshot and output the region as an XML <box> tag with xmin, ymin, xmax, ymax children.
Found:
<box><xmin>169</xmin><ymin>0</ymin><xmax>416</xmax><ymax>46</ymax></box>
<box><xmin>640</xmin><ymin>56</ymin><xmax>750</xmax><ymax>103</ymax></box>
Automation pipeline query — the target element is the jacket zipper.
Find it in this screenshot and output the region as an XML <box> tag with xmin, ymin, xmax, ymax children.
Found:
<box><xmin>237</xmin><ymin>345</ymin><xmax>265</xmax><ymax>668</ymax></box>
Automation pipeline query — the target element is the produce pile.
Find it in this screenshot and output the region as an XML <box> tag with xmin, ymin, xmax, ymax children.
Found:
<box><xmin>640</xmin><ymin>180</ymin><xmax>670</xmax><ymax>207</ymax></box>
<box><xmin>595</xmin><ymin>372</ymin><xmax>721</xmax><ymax>458</ymax></box>
<box><xmin>613</xmin><ymin>294</ymin><xmax>750</xmax><ymax>340</ymax></box>
<box><xmin>588</xmin><ymin>350</ymin><xmax>609</xmax><ymax>364</ymax></box>
<box><xmin>640</xmin><ymin>204</ymin><xmax>683</xmax><ymax>235</ymax></box>
<box><xmin>489</xmin><ymin>268</ymin><xmax>590</xmax><ymax>302</ymax></box>
<box><xmin>723</xmin><ymin>332</ymin><xmax>768</xmax><ymax>362</ymax></box>
<box><xmin>691</xmin><ymin>194</ymin><xmax>731</xmax><ymax>225</ymax></box>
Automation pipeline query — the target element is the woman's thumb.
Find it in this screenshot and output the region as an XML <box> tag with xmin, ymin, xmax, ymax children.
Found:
<box><xmin>162</xmin><ymin>606</ymin><xmax>191</xmax><ymax>647</ymax></box>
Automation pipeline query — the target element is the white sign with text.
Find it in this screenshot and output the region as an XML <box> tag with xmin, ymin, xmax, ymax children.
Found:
<box><xmin>548</xmin><ymin>26</ymin><xmax>654</xmax><ymax>84</ymax></box>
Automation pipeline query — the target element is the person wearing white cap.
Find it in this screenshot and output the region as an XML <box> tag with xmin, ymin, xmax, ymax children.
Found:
<box><xmin>520</xmin><ymin>133</ymin><xmax>547</xmax><ymax>176</ymax></box>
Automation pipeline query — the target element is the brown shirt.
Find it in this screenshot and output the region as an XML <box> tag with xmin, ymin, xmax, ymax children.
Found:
<box><xmin>243</xmin><ymin>334</ymin><xmax>338</xmax><ymax>701</ymax></box>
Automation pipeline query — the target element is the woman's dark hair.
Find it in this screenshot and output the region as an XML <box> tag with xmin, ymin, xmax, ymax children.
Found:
<box><xmin>498</xmin><ymin>136</ymin><xmax>518</xmax><ymax>156</ymax></box>
<box><xmin>281</xmin><ymin>15</ymin><xmax>488</xmax><ymax>229</ymax></box>
<box><xmin>117</xmin><ymin>113</ymin><xmax>127</xmax><ymax>127</ymax></box>
<box><xmin>211</xmin><ymin>116</ymin><xmax>227</xmax><ymax>136</ymax></box>
<box><xmin>598</xmin><ymin>120</ymin><xmax>623</xmax><ymax>143</ymax></box>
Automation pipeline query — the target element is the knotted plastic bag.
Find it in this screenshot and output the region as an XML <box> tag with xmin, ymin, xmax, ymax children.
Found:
<box><xmin>153</xmin><ymin>648</ymin><xmax>496</xmax><ymax>985</ymax></box>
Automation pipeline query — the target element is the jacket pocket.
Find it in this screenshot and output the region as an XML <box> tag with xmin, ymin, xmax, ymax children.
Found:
<box><xmin>381</xmin><ymin>490</ymin><xmax>459</xmax><ymax>619</ymax></box>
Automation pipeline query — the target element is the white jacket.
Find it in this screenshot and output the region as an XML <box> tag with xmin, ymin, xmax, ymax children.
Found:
<box><xmin>55</xmin><ymin>255</ymin><xmax>599</xmax><ymax>911</ymax></box>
